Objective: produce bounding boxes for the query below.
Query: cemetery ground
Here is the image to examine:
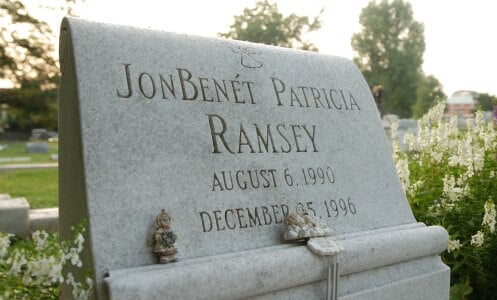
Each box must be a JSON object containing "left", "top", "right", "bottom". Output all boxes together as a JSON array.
[
  {"left": 0, "top": 141, "right": 58, "bottom": 208},
  {"left": 0, "top": 140, "right": 58, "bottom": 165},
  {"left": 0, "top": 168, "right": 57, "bottom": 209}
]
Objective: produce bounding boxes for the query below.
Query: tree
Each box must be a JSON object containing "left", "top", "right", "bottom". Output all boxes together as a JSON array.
[
  {"left": 0, "top": 0, "right": 76, "bottom": 132},
  {"left": 0, "top": 0, "right": 58, "bottom": 88},
  {"left": 351, "top": 0, "right": 425, "bottom": 117},
  {"left": 1, "top": 84, "right": 57, "bottom": 131},
  {"left": 476, "top": 92, "right": 497, "bottom": 111},
  {"left": 411, "top": 74, "right": 446, "bottom": 118},
  {"left": 219, "top": 0, "right": 322, "bottom": 51}
]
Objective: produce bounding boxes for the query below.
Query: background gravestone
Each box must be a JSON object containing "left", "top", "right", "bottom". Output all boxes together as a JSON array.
[
  {"left": 25, "top": 142, "right": 49, "bottom": 153},
  {"left": 59, "top": 17, "right": 449, "bottom": 299}
]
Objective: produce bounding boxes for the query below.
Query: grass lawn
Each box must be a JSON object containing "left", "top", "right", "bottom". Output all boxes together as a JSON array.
[
  {"left": 0, "top": 168, "right": 58, "bottom": 209},
  {"left": 0, "top": 141, "right": 58, "bottom": 165}
]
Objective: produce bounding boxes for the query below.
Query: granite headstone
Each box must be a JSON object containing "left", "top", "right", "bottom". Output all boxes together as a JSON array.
[{"left": 59, "top": 17, "right": 449, "bottom": 299}]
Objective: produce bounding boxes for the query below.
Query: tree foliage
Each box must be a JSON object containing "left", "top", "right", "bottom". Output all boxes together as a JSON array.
[
  {"left": 1, "top": 83, "right": 57, "bottom": 131},
  {"left": 0, "top": 0, "right": 58, "bottom": 87},
  {"left": 219, "top": 0, "right": 322, "bottom": 51},
  {"left": 477, "top": 93, "right": 497, "bottom": 111},
  {"left": 412, "top": 74, "right": 446, "bottom": 118},
  {"left": 0, "top": 0, "right": 75, "bottom": 132},
  {"left": 352, "top": 0, "right": 425, "bottom": 117}
]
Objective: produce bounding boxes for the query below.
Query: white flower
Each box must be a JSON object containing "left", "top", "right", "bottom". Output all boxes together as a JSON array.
[
  {"left": 75, "top": 233, "right": 85, "bottom": 253},
  {"left": 395, "top": 157, "right": 410, "bottom": 192},
  {"left": 447, "top": 238, "right": 462, "bottom": 253},
  {"left": 427, "top": 203, "right": 443, "bottom": 217},
  {"left": 45, "top": 256, "right": 64, "bottom": 283},
  {"left": 66, "top": 272, "right": 93, "bottom": 300},
  {"left": 0, "top": 233, "right": 14, "bottom": 260},
  {"left": 407, "top": 180, "right": 423, "bottom": 197},
  {"left": 482, "top": 201, "right": 496, "bottom": 234},
  {"left": 66, "top": 248, "right": 83, "bottom": 267},
  {"left": 471, "top": 231, "right": 484, "bottom": 247},
  {"left": 7, "top": 249, "right": 27, "bottom": 275},
  {"left": 32, "top": 230, "right": 49, "bottom": 251},
  {"left": 442, "top": 175, "right": 464, "bottom": 204},
  {"left": 66, "top": 272, "right": 76, "bottom": 286}
]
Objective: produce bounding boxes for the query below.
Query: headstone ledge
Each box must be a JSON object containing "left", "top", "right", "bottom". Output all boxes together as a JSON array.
[{"left": 59, "top": 17, "right": 449, "bottom": 299}]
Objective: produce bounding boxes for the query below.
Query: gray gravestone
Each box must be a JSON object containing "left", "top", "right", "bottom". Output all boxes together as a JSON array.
[
  {"left": 59, "top": 17, "right": 449, "bottom": 299},
  {"left": 26, "top": 142, "right": 49, "bottom": 153},
  {"left": 30, "top": 128, "right": 48, "bottom": 140}
]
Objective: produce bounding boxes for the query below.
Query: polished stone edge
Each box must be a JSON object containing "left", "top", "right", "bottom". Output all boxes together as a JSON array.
[{"left": 105, "top": 224, "right": 448, "bottom": 300}]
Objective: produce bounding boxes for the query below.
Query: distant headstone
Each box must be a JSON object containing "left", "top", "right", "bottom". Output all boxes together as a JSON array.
[
  {"left": 26, "top": 142, "right": 49, "bottom": 153},
  {"left": 0, "top": 196, "right": 30, "bottom": 237},
  {"left": 30, "top": 128, "right": 48, "bottom": 140},
  {"left": 59, "top": 17, "right": 449, "bottom": 300}
]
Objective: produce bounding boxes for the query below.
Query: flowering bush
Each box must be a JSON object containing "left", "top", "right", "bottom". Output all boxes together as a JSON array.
[
  {"left": 392, "top": 102, "right": 497, "bottom": 299},
  {"left": 0, "top": 223, "right": 93, "bottom": 299}
]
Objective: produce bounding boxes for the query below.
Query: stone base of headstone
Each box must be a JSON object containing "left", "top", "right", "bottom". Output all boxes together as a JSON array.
[
  {"left": 0, "top": 196, "right": 30, "bottom": 237},
  {"left": 105, "top": 224, "right": 449, "bottom": 300},
  {"left": 29, "top": 208, "right": 59, "bottom": 233}
]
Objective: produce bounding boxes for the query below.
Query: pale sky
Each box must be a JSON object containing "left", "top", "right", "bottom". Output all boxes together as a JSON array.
[{"left": 37, "top": 0, "right": 497, "bottom": 97}]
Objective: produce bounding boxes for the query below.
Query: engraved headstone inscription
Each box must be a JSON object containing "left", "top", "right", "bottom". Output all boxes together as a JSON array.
[{"left": 59, "top": 17, "right": 449, "bottom": 299}]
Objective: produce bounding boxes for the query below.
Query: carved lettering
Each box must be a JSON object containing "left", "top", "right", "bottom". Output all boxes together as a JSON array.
[
  {"left": 117, "top": 63, "right": 133, "bottom": 98},
  {"left": 199, "top": 204, "right": 289, "bottom": 232},
  {"left": 207, "top": 114, "right": 318, "bottom": 154},
  {"left": 270, "top": 77, "right": 360, "bottom": 111},
  {"left": 177, "top": 68, "right": 198, "bottom": 100},
  {"left": 138, "top": 73, "right": 156, "bottom": 99},
  {"left": 212, "top": 168, "right": 278, "bottom": 191},
  {"left": 116, "top": 64, "right": 256, "bottom": 104},
  {"left": 206, "top": 114, "right": 235, "bottom": 154}
]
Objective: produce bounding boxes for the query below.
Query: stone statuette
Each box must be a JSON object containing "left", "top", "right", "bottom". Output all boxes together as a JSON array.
[
  {"left": 152, "top": 209, "right": 178, "bottom": 264},
  {"left": 283, "top": 204, "right": 333, "bottom": 241}
]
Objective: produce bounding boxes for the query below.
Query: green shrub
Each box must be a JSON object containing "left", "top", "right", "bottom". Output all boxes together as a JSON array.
[
  {"left": 0, "top": 223, "right": 92, "bottom": 299},
  {"left": 392, "top": 102, "right": 497, "bottom": 299}
]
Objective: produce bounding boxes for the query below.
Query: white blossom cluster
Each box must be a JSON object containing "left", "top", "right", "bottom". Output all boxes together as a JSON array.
[
  {"left": 0, "top": 228, "right": 93, "bottom": 299},
  {"left": 395, "top": 102, "right": 496, "bottom": 205},
  {"left": 391, "top": 122, "right": 410, "bottom": 192},
  {"left": 471, "top": 231, "right": 485, "bottom": 247},
  {"left": 0, "top": 233, "right": 14, "bottom": 262},
  {"left": 391, "top": 102, "right": 497, "bottom": 253},
  {"left": 482, "top": 201, "right": 496, "bottom": 233},
  {"left": 447, "top": 238, "right": 462, "bottom": 253},
  {"left": 470, "top": 201, "right": 496, "bottom": 247},
  {"left": 66, "top": 272, "right": 94, "bottom": 300}
]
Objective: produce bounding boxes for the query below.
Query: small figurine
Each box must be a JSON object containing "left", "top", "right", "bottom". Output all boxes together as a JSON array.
[
  {"left": 152, "top": 209, "right": 178, "bottom": 264},
  {"left": 283, "top": 203, "right": 333, "bottom": 241}
]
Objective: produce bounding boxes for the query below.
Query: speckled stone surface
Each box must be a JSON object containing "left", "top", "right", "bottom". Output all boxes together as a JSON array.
[
  {"left": 105, "top": 224, "right": 449, "bottom": 299},
  {"left": 58, "top": 17, "right": 448, "bottom": 299}
]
